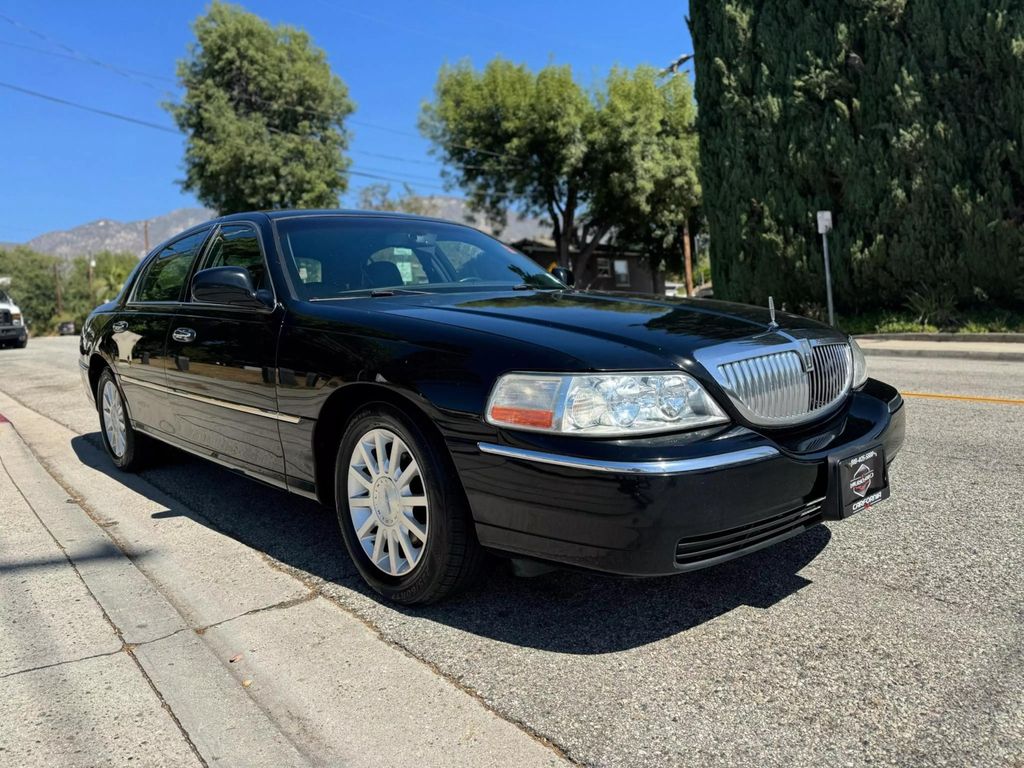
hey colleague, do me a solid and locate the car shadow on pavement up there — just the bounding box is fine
[72,432,831,655]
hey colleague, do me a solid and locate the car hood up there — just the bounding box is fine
[356,289,840,364]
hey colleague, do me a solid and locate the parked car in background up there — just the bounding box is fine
[0,290,28,348]
[79,210,905,604]
[58,321,77,336]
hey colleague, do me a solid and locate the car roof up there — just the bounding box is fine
[144,209,483,261]
[219,209,470,228]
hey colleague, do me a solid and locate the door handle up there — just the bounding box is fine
[112,321,128,333]
[172,327,196,343]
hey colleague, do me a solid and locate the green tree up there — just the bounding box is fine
[601,71,702,274]
[65,251,139,323]
[0,247,59,331]
[690,0,1024,314]
[420,60,700,277]
[357,183,434,215]
[167,1,355,214]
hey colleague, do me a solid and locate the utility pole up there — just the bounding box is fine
[53,263,63,315]
[817,211,835,326]
[659,53,694,78]
[88,258,96,300]
[144,220,150,253]
[681,223,694,297]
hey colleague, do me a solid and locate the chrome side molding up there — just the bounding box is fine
[119,374,301,424]
[476,442,778,475]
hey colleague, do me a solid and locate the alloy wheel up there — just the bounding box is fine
[101,380,127,458]
[347,427,429,576]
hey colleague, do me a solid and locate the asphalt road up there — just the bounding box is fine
[2,336,1022,767]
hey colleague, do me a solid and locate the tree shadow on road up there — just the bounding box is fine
[72,432,831,655]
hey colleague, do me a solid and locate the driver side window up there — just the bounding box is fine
[133,229,209,303]
[199,225,268,291]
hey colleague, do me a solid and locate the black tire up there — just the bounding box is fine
[334,404,485,605]
[14,338,26,349]
[95,368,147,471]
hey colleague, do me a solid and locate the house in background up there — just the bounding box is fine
[511,238,663,294]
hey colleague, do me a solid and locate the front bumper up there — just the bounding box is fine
[452,378,905,576]
[0,325,27,343]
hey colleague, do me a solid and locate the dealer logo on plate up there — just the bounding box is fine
[850,463,875,498]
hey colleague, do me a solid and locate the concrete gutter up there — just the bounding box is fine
[0,400,571,768]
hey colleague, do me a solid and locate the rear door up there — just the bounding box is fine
[163,222,287,485]
[110,228,210,432]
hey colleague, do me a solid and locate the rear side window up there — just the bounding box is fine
[134,230,209,303]
[198,225,268,292]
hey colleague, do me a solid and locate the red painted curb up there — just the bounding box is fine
[0,414,9,424]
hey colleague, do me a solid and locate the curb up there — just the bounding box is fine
[861,347,1024,362]
[856,332,1024,343]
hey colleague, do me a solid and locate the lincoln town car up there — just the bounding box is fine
[80,211,905,604]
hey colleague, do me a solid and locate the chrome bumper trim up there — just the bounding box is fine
[476,442,779,475]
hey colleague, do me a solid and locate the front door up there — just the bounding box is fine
[109,228,210,432]
[163,223,287,485]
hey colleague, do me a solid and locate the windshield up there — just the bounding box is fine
[275,216,563,299]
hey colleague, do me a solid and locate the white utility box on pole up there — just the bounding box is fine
[817,211,835,326]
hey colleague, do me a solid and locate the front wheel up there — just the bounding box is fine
[334,405,484,605]
[96,368,146,471]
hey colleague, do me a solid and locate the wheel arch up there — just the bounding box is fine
[88,353,111,399]
[312,383,458,508]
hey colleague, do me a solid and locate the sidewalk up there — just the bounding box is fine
[856,336,1024,362]
[0,411,568,768]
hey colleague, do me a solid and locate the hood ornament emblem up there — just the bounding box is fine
[767,296,779,330]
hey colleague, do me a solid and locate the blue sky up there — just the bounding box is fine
[0,1,692,243]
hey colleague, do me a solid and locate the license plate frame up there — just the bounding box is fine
[827,445,890,519]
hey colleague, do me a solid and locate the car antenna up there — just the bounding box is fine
[768,296,779,330]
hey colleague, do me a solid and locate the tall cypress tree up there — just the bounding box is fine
[690,0,1024,314]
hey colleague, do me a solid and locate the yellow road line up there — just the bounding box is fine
[902,391,1024,406]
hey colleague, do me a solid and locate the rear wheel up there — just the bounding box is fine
[334,405,484,605]
[96,368,146,471]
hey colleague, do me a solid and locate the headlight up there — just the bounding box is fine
[11,312,22,327]
[486,372,729,436]
[850,338,868,389]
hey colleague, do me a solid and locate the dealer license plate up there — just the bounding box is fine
[831,446,889,518]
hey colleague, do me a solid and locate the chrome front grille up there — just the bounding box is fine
[810,343,850,410]
[719,351,809,422]
[713,341,852,426]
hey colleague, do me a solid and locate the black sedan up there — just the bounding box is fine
[80,210,905,604]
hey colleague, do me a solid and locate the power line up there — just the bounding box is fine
[0,80,179,133]
[425,0,610,56]
[0,80,453,193]
[0,14,172,91]
[347,170,448,193]
[0,14,524,167]
[351,164,445,185]
[0,39,175,84]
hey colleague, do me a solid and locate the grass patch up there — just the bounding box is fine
[837,309,1024,335]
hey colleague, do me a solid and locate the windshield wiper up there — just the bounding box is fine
[368,288,430,297]
[309,288,430,301]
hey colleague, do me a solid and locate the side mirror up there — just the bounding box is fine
[192,266,272,309]
[550,267,575,287]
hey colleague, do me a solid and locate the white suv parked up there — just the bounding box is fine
[0,290,28,348]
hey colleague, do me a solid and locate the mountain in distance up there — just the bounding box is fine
[20,198,550,260]
[407,195,550,243]
[24,208,215,260]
